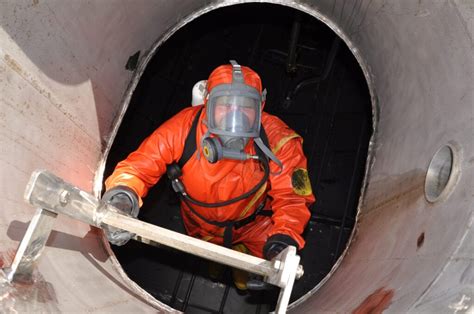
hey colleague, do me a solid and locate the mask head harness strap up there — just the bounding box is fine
[229,60,281,173]
[230,60,244,84]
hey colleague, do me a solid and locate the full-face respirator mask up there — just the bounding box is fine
[202,60,280,168]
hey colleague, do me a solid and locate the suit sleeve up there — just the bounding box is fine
[104,108,198,204]
[267,136,315,249]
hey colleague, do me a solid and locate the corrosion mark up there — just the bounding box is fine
[416,232,425,250]
[2,55,99,148]
[1,249,17,268]
[0,250,59,308]
[4,54,24,76]
[352,287,394,314]
[364,169,425,214]
[33,0,39,5]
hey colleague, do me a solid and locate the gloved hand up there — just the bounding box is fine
[101,186,140,246]
[247,234,299,290]
[246,274,275,291]
[263,234,299,260]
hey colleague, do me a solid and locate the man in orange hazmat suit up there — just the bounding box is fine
[102,61,315,287]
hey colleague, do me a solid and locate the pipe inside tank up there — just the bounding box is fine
[0,1,472,313]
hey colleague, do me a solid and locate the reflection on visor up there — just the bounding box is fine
[213,95,258,133]
[215,95,257,108]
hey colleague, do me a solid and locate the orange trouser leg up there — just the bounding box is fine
[234,216,273,258]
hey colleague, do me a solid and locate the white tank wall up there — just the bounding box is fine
[0,0,472,313]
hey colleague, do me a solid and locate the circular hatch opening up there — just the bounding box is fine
[104,3,373,312]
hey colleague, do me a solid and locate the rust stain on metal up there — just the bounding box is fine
[363,169,425,214]
[3,54,50,101]
[0,249,17,268]
[0,250,59,310]
[3,55,98,149]
[3,54,24,76]
[352,287,394,314]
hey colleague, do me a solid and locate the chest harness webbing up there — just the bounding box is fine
[166,108,272,248]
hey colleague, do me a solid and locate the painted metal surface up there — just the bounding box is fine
[0,0,472,313]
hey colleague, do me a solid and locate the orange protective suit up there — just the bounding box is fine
[105,65,315,258]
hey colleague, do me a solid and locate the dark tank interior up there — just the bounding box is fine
[104,3,372,313]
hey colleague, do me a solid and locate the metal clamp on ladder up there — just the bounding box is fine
[3,170,304,313]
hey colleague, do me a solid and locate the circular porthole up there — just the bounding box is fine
[425,143,461,203]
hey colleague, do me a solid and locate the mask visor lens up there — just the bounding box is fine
[212,95,259,134]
